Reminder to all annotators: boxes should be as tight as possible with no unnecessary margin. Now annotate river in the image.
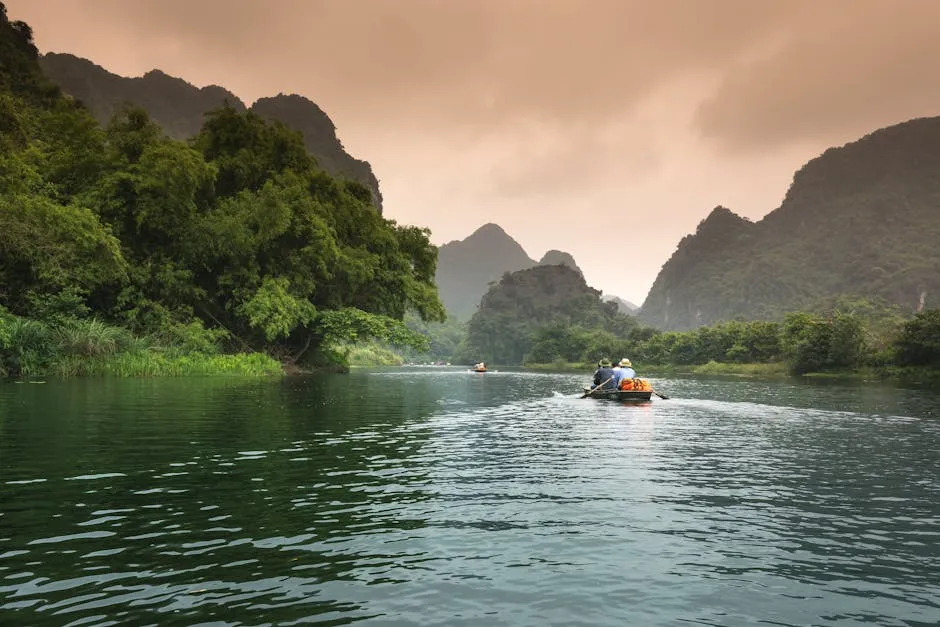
[1,368,938,626]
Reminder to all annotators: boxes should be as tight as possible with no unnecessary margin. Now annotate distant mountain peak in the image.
[602,294,639,313]
[255,93,335,128]
[696,205,751,233]
[435,223,583,320]
[538,249,582,275]
[463,222,509,240]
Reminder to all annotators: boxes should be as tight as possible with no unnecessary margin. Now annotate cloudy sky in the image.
[9,0,940,304]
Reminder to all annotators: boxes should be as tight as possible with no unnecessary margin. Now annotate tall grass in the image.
[53,352,283,377]
[1,314,282,378]
[0,316,55,376]
[344,342,405,367]
[52,318,134,357]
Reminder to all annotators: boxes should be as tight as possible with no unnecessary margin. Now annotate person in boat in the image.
[474,362,486,370]
[612,358,636,388]
[592,358,618,390]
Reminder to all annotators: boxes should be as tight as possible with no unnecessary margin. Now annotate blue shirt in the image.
[613,366,636,384]
[593,367,617,389]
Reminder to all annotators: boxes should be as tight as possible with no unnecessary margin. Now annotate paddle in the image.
[652,389,670,400]
[581,376,613,398]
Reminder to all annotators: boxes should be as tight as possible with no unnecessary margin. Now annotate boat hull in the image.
[583,388,652,401]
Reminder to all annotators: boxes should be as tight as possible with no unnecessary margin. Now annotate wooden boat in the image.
[582,387,652,401]
[471,368,488,373]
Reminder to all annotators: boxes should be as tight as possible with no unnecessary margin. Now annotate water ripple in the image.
[0,371,937,625]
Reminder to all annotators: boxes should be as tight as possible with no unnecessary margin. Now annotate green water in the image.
[1,368,938,626]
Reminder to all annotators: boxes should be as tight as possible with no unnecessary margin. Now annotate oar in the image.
[652,388,670,400]
[581,376,613,398]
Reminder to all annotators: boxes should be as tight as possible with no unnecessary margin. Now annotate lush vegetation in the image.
[0,4,443,378]
[401,313,467,363]
[523,302,940,379]
[641,114,940,331]
[39,53,383,210]
[0,309,281,377]
[447,260,940,379]
[344,342,405,367]
[456,264,642,365]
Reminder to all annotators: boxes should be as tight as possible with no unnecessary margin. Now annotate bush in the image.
[148,320,229,355]
[894,309,940,367]
[0,315,54,376]
[53,317,133,357]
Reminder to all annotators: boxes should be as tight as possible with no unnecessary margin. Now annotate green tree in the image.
[894,309,940,367]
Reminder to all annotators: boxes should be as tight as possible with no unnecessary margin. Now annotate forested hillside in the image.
[39,52,383,210]
[0,3,443,376]
[458,265,642,365]
[640,119,940,330]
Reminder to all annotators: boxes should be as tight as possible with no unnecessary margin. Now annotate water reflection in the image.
[1,370,938,626]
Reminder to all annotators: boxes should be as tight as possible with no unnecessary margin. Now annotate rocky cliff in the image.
[639,117,940,330]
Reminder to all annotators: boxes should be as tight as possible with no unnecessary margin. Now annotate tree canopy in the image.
[0,5,444,370]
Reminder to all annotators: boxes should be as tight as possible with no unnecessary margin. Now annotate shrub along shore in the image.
[0,313,282,378]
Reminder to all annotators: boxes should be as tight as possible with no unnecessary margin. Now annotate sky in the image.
[8,0,940,305]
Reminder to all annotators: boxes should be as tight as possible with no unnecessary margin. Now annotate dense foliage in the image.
[0,4,443,376]
[38,53,383,210]
[441,261,939,377]
[458,264,641,364]
[641,114,940,331]
[625,302,939,376]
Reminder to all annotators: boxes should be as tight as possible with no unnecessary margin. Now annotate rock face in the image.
[250,94,382,210]
[38,53,382,211]
[39,54,245,136]
[601,294,639,314]
[435,224,536,320]
[434,223,583,320]
[639,117,940,330]
[538,249,583,275]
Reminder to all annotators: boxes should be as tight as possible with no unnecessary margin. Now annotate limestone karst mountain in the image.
[435,223,583,319]
[639,117,940,330]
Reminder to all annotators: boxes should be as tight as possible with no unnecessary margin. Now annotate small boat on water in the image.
[582,377,659,401]
[582,387,652,401]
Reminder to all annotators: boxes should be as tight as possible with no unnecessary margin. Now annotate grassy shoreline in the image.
[523,359,940,384]
[1,315,284,378]
[523,360,789,377]
[5,350,284,379]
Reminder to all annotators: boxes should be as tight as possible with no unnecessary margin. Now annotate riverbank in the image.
[523,360,790,377]
[1,315,283,378]
[5,350,283,379]
[523,359,940,384]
